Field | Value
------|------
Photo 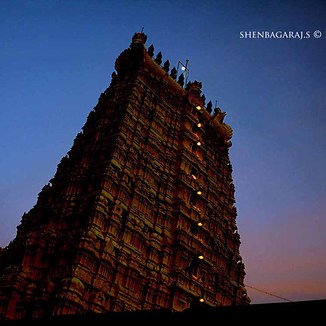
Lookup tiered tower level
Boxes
[0,33,250,320]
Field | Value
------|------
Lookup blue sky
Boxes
[1,0,325,304]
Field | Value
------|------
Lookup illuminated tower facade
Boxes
[0,32,249,320]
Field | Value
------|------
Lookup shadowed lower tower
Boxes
[0,32,250,320]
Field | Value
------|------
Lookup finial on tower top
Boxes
[132,31,147,45]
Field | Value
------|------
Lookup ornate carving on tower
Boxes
[209,107,233,147]
[186,81,205,108]
[115,32,147,76]
[132,32,147,45]
[0,32,249,321]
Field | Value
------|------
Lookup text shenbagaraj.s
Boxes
[240,31,311,39]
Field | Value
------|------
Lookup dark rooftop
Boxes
[1,299,325,325]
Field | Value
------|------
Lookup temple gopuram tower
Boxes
[0,32,250,320]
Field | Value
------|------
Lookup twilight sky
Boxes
[1,0,325,304]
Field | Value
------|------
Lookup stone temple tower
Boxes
[0,32,250,320]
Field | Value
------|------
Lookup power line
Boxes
[245,284,293,302]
